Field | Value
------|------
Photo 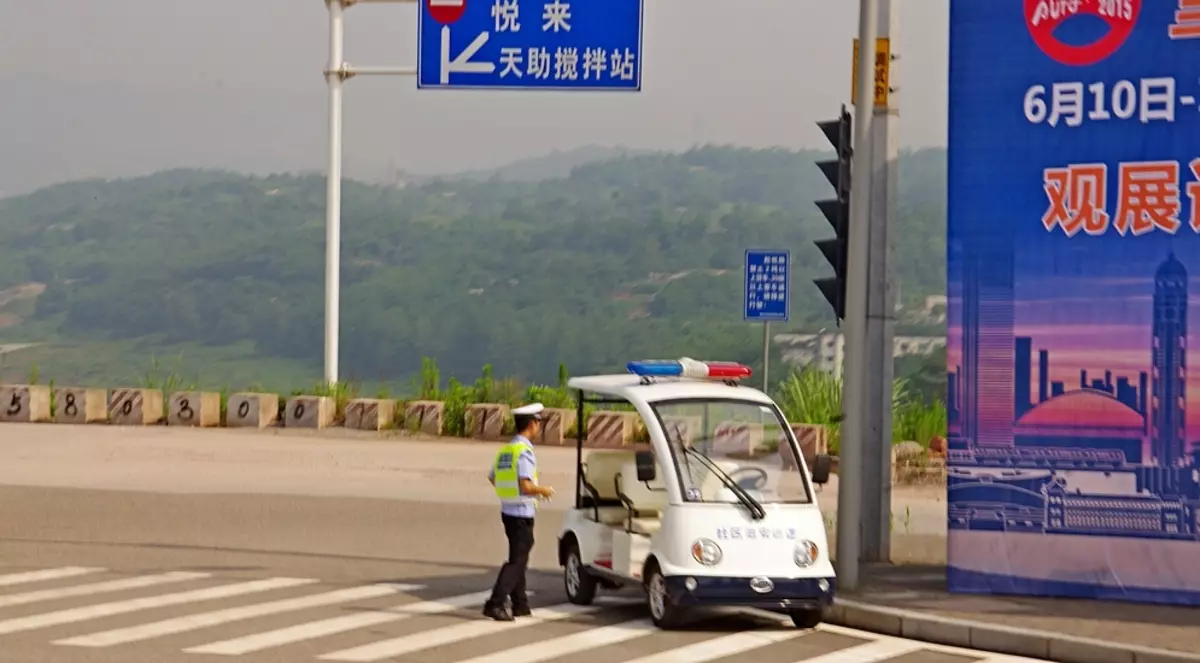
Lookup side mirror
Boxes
[635,450,656,482]
[810,454,833,485]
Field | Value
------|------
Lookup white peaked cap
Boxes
[512,402,545,417]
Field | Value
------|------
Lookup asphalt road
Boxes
[0,424,1034,663]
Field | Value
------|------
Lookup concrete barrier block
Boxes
[782,423,828,469]
[713,421,764,455]
[53,387,108,424]
[167,391,221,427]
[404,400,444,436]
[0,384,52,423]
[345,398,396,431]
[465,403,510,440]
[226,392,279,428]
[586,411,637,446]
[660,415,702,446]
[108,388,164,425]
[539,408,577,445]
[285,396,334,429]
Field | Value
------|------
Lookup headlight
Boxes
[794,540,819,567]
[691,538,723,565]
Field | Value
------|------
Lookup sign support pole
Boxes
[323,0,346,386]
[837,0,879,594]
[861,0,899,564]
[762,321,771,392]
[322,0,417,385]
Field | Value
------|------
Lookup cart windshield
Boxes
[652,398,812,505]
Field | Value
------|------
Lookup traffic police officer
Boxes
[484,402,555,621]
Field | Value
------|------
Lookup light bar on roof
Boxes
[626,358,753,380]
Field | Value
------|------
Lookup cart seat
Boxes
[628,517,663,536]
[617,460,668,536]
[581,450,636,524]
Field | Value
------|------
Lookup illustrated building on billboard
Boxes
[948,254,1200,541]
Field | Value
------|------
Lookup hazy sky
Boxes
[0,0,949,193]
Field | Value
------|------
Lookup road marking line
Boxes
[318,603,601,662]
[620,627,810,663]
[455,617,657,663]
[792,639,925,662]
[0,576,315,635]
[971,655,1052,662]
[0,567,105,588]
[185,589,493,656]
[54,583,421,647]
[0,571,208,609]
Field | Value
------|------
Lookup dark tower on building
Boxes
[1151,253,1188,468]
[1038,349,1049,403]
[1014,337,1032,419]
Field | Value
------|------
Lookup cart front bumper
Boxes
[664,575,836,610]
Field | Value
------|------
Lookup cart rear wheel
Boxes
[563,540,597,605]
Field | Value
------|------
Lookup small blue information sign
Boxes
[417,0,644,91]
[744,249,789,321]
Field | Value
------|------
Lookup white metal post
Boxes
[836,0,879,593]
[321,0,417,385]
[324,0,346,385]
[762,321,771,392]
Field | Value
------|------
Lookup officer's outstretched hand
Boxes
[541,486,556,501]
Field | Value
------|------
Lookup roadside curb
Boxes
[828,598,1200,663]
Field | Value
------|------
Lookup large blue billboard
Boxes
[947,0,1200,605]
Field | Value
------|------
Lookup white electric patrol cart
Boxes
[556,358,835,629]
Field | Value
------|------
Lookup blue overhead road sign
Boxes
[744,249,789,321]
[418,0,644,90]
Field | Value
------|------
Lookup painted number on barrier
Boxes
[121,400,133,416]
[7,393,21,416]
[178,398,194,420]
[237,400,250,418]
[63,393,78,417]
[293,402,305,420]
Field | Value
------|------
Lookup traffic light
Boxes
[812,105,853,321]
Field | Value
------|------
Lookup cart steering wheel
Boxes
[728,466,769,490]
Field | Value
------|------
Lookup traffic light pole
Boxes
[836,0,879,593]
[861,0,899,564]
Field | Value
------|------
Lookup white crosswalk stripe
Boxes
[0,566,105,587]
[622,627,811,663]
[0,565,1053,663]
[54,583,418,647]
[185,589,494,655]
[797,639,925,662]
[318,603,602,662]
[0,570,208,609]
[453,617,657,663]
[0,576,314,635]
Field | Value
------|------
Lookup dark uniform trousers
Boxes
[488,513,535,608]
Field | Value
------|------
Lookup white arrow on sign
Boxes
[440,26,495,85]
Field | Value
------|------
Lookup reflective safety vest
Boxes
[493,438,538,510]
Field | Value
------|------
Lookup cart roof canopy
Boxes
[566,374,776,406]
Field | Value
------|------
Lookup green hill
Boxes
[0,145,947,392]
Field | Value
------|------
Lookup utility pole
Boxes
[836,0,879,593]
[861,0,900,564]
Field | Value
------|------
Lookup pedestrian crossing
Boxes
[0,565,1051,662]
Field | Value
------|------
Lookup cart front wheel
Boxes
[644,562,684,629]
[563,540,597,605]
[789,608,824,629]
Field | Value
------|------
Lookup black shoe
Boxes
[482,603,514,621]
[511,604,532,617]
